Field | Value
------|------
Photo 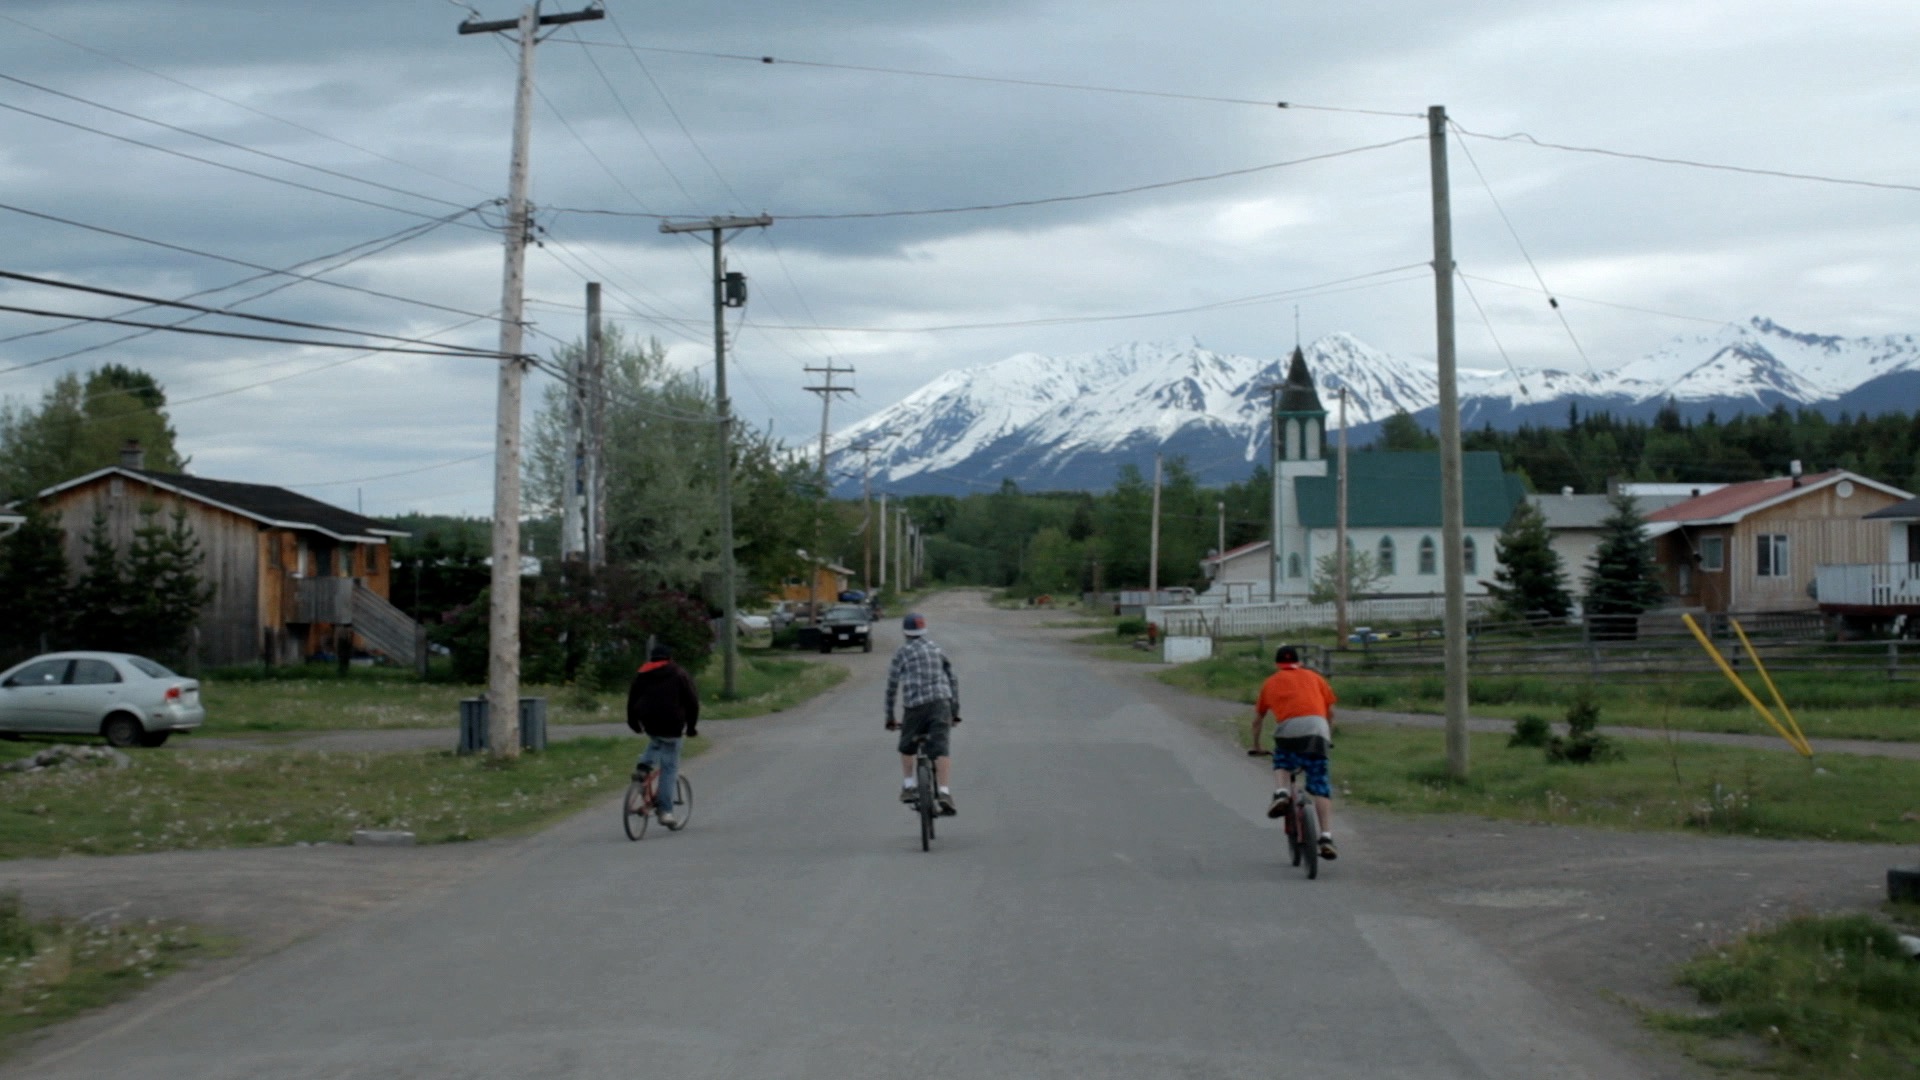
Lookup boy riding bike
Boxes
[1251,644,1338,861]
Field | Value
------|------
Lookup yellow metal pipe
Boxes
[1681,614,1813,757]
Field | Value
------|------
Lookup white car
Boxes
[735,612,772,635]
[0,652,205,748]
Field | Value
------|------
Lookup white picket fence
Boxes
[1145,596,1490,637]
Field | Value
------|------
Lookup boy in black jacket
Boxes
[626,644,700,827]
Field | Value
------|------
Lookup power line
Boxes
[0,302,513,362]
[290,451,495,489]
[0,11,494,199]
[1449,119,1595,379]
[550,136,1428,222]
[0,269,504,356]
[1453,126,1920,195]
[158,315,499,411]
[0,99,500,232]
[559,40,1423,118]
[1455,272,1734,328]
[0,71,479,212]
[565,25,700,207]
[0,200,507,327]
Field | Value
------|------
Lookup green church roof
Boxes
[1296,451,1523,528]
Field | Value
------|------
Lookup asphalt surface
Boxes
[7,593,1694,1079]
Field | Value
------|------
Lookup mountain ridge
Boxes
[830,318,1920,495]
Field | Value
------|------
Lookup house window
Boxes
[1418,536,1437,575]
[1756,534,1789,578]
[1287,553,1302,579]
[1700,536,1724,572]
[1377,536,1396,575]
[1463,536,1477,575]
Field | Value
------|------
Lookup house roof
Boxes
[1865,495,1920,521]
[39,467,408,543]
[1644,469,1912,526]
[1526,491,1695,530]
[1202,539,1269,566]
[1295,451,1523,529]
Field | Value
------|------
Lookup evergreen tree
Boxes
[1582,494,1666,638]
[1375,410,1438,451]
[68,511,130,650]
[0,505,71,662]
[1486,500,1572,622]
[126,506,214,663]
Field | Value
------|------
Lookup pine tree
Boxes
[126,506,212,663]
[0,505,72,661]
[68,510,130,651]
[1487,500,1572,622]
[1582,494,1666,639]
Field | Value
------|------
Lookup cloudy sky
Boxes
[2,0,1916,516]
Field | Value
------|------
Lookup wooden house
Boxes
[776,558,856,607]
[1813,493,1920,623]
[35,454,421,667]
[1644,469,1912,614]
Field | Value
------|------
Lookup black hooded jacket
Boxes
[625,660,701,739]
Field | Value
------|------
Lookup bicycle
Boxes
[1277,767,1322,880]
[903,732,940,851]
[622,764,692,841]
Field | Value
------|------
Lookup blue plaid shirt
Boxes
[885,636,958,719]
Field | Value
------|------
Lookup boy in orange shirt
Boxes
[1251,644,1338,860]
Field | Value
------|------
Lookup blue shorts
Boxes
[1271,750,1331,798]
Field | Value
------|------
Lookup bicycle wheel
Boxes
[916,757,936,851]
[1285,805,1303,867]
[1299,802,1321,880]
[669,775,692,831]
[622,780,650,841]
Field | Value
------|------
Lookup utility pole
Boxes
[1265,384,1283,603]
[803,362,854,625]
[1430,105,1470,780]
[1336,385,1351,648]
[1148,453,1163,598]
[849,441,881,588]
[460,1,603,759]
[560,283,594,568]
[877,491,889,590]
[585,280,606,569]
[659,214,773,698]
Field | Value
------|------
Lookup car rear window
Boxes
[127,657,175,679]
[69,658,123,685]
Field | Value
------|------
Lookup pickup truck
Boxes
[818,603,873,653]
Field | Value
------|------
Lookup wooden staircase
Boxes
[350,581,422,667]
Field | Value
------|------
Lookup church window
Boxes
[1463,536,1477,575]
[1377,536,1396,575]
[1418,536,1437,575]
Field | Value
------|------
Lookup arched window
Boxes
[1377,536,1396,575]
[1287,552,1303,579]
[1418,536,1437,575]
[1463,536,1478,575]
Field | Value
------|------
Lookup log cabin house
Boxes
[35,449,421,667]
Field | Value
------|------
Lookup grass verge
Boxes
[0,736,668,860]
[1650,911,1920,1078]
[1166,643,1920,742]
[1210,720,1920,844]
[194,653,844,734]
[0,891,220,1050]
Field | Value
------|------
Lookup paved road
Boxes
[9,594,1675,1079]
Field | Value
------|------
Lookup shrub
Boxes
[1116,617,1147,637]
[1509,713,1551,748]
[1545,690,1622,764]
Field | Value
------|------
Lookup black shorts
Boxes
[897,699,953,757]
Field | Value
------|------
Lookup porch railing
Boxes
[1815,563,1920,607]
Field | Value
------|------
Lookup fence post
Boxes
[1890,640,1899,682]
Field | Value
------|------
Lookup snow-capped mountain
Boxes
[831,318,1920,495]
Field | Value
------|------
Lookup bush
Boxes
[1509,713,1551,748]
[1545,691,1622,764]
[437,566,714,687]
[1116,617,1147,637]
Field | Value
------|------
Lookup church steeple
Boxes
[1273,345,1326,462]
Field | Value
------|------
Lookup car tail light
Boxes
[165,685,182,701]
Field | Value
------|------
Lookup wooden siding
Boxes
[45,477,260,665]
[1657,483,1900,614]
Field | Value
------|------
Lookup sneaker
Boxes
[1318,835,1338,860]
[1266,791,1292,819]
[937,793,957,817]
[657,812,678,829]
[631,763,653,782]
[899,786,918,804]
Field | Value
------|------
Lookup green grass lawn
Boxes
[0,892,220,1052]
[1208,719,1920,844]
[195,653,845,734]
[0,736,671,859]
[1165,643,1920,743]
[1652,910,1920,1079]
